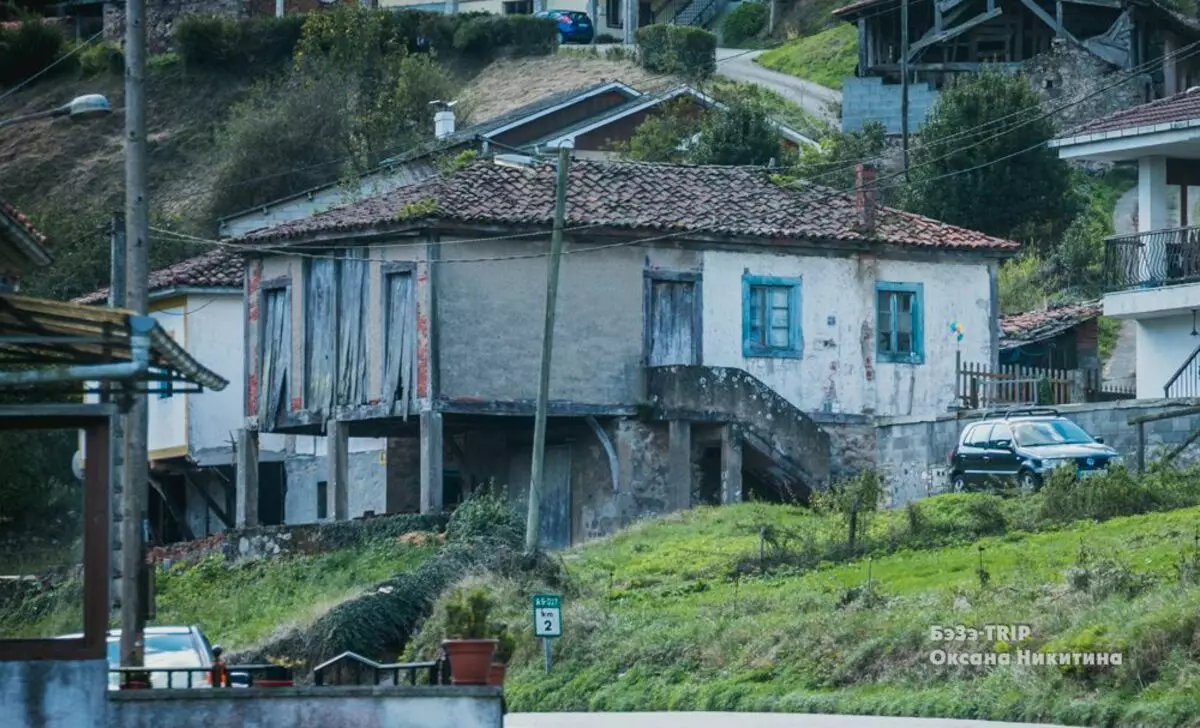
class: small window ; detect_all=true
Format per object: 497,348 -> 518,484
504,0 -> 532,13
876,282 -> 924,364
742,275 -> 802,358
317,481 -> 328,520
605,0 -> 622,27
964,425 -> 992,447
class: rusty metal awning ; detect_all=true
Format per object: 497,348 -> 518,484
0,294 -> 228,392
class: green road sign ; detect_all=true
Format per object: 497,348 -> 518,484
532,594 -> 562,638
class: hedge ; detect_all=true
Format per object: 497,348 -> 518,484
721,1 -> 767,47
635,23 -> 716,80
176,14 -> 306,70
0,19 -> 67,86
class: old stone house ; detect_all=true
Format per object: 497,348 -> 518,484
230,157 -> 1017,548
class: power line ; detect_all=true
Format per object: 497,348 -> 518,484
0,30 -> 105,107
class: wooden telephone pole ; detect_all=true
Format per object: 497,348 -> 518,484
900,0 -> 911,180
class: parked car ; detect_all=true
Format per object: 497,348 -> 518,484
61,625 -> 230,690
535,9 -> 594,44
948,408 -> 1123,492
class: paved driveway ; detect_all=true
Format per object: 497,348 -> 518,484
507,713 -> 1075,728
715,48 -> 842,124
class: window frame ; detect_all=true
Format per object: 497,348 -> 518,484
875,281 -> 925,365
605,0 -> 622,28
741,275 -> 803,359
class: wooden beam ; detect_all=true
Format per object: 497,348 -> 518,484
183,469 -> 232,529
907,7 -> 1003,61
1060,0 -> 1120,7
1019,0 -> 1081,45
1056,0 -> 1063,38
149,475 -> 195,542
874,61 -> 1023,72
1127,404 -> 1200,426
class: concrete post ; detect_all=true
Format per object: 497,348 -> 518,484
386,437 -> 422,513
235,428 -> 259,528
327,420 -> 349,521
1068,369 -> 1086,405
720,424 -> 742,505
1139,156 -> 1170,283
420,410 -> 444,514
668,420 -> 692,512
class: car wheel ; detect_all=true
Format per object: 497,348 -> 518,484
951,473 -> 967,492
1018,469 -> 1041,493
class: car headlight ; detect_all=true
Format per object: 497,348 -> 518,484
1040,458 -> 1073,471
1109,455 -> 1124,467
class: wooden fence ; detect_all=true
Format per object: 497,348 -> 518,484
957,358 -> 1137,408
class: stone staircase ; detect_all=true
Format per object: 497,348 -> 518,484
645,365 -> 831,500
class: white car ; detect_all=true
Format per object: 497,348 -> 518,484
60,625 -> 219,689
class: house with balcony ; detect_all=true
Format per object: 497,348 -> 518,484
230,157 -> 1017,548
1051,88 -> 1200,399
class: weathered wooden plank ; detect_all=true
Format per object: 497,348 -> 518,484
384,271 -> 415,419
907,7 -> 1003,61
260,288 -> 290,426
647,279 -> 697,366
336,250 -> 369,406
306,258 -> 338,417
1018,0 -> 1080,46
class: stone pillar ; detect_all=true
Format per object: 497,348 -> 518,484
420,410 -> 444,514
236,428 -> 259,528
1139,155 -> 1170,282
720,424 -> 742,505
386,437 -> 421,513
327,420 -> 349,521
668,420 -> 692,512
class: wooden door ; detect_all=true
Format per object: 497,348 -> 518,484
539,445 -> 572,550
646,277 -> 699,366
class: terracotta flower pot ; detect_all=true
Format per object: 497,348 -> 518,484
487,662 -> 507,686
443,639 -> 497,686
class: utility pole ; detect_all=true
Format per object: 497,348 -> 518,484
108,213 -> 126,615
119,0 -> 150,673
900,0 -> 911,181
769,0 -> 776,36
525,143 -> 571,553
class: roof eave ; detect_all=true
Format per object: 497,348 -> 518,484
1052,114 -> 1200,149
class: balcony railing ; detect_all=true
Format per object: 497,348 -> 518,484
1104,226 -> 1200,291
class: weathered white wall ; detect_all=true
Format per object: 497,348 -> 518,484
186,295 -> 253,458
0,659 -> 106,728
701,250 -> 993,417
109,686 -> 503,728
147,304 -> 188,457
1135,313 -> 1200,399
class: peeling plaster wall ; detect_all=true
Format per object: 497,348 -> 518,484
701,249 -> 993,418
285,437 -> 387,523
0,659 -> 106,728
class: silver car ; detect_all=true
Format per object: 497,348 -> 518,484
61,625 -> 217,689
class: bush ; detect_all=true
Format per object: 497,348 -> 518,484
0,18 -> 67,86
505,14 -> 557,56
635,24 -> 716,80
721,1 -> 767,47
78,41 -> 124,77
175,14 -> 305,70
636,24 -> 672,73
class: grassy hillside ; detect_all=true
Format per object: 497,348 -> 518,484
757,24 -> 858,90
408,469 -> 1200,727
1,538 -> 436,651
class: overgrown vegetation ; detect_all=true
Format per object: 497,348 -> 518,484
635,24 -> 717,81
0,15 -> 66,85
757,24 -> 858,90
721,2 -> 769,47
616,95 -> 793,166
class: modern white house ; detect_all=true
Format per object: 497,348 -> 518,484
1051,89 -> 1200,399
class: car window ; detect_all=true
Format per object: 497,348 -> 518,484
964,424 -> 992,446
568,11 -> 588,19
106,633 -> 205,668
1013,419 -> 1093,447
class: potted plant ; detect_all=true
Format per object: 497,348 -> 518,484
488,626 -> 515,687
442,587 -> 497,685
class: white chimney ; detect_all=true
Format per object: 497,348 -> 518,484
434,109 -> 455,140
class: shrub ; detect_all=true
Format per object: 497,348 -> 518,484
444,586 -> 494,639
78,41 -> 124,77
0,18 -> 67,86
453,15 -> 501,58
175,14 -> 304,70
671,26 -> 717,80
636,24 -> 672,73
721,1 -> 767,47
505,14 -> 557,57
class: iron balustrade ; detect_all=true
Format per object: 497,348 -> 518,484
1105,226 -> 1200,291
311,651 -> 449,687
1164,342 -> 1200,398
108,663 -> 276,689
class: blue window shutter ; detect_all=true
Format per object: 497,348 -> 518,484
875,281 -> 924,365
912,282 -> 925,365
742,274 -> 803,359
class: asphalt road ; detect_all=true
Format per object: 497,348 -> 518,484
715,48 -> 843,125
507,714 -> 1075,728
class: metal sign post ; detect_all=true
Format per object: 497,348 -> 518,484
532,594 -> 563,674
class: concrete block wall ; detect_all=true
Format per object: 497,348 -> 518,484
875,398 -> 1200,506
0,660 -> 106,728
841,76 -> 940,135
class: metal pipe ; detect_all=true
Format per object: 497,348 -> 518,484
0,316 -> 153,385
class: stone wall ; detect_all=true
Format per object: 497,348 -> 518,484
816,414 -> 876,482
875,398 -> 1200,506
104,0 -> 243,54
145,511 -> 445,566
1025,40 -> 1151,133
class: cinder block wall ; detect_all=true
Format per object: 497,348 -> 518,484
841,76 -> 940,135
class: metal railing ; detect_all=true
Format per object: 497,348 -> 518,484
1104,226 -> 1200,291
108,663 -> 278,690
311,651 -> 449,687
1165,341 -> 1200,398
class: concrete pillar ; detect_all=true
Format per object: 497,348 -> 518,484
1165,35 -> 1179,96
420,410 -> 444,514
236,428 -> 259,528
327,420 -> 349,521
623,0 -> 636,45
386,437 -> 421,513
668,420 -> 692,512
1139,156 -> 1170,282
720,424 -> 742,505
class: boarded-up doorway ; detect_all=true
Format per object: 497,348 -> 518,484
645,272 -> 701,366
510,444 -> 573,550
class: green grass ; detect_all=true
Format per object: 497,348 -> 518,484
756,25 -> 858,91
0,539 -> 436,651
421,483 -> 1200,726
708,78 -> 833,140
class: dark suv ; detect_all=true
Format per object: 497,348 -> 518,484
948,408 -> 1124,492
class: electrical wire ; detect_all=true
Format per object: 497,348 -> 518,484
0,30 -> 106,107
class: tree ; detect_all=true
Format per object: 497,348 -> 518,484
690,99 -> 783,166
792,121 -> 888,196
902,70 -> 1077,248
613,99 -> 701,163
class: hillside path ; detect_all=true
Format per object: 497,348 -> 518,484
507,712 -> 1072,727
716,48 -> 842,124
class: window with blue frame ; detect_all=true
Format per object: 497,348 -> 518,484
742,275 -> 802,358
876,282 -> 924,364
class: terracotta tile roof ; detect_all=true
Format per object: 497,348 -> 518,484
238,159 -> 1020,252
1061,89 -> 1200,138
832,0 -> 892,17
74,247 -> 243,305
0,198 -> 48,247
999,300 -> 1101,349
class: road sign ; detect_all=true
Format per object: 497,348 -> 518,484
533,594 -> 562,638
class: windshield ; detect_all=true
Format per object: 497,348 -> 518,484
1013,419 -> 1094,447
105,633 -> 204,669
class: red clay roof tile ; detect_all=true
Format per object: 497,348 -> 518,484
999,300 -> 1101,349
1061,89 -> 1200,138
74,247 -> 243,305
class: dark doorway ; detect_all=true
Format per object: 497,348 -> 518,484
258,462 -> 286,526
698,447 -> 721,505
